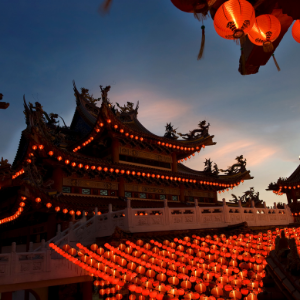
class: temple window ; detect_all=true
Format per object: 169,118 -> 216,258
82,188 -> 91,195
125,192 -> 132,198
159,195 -> 166,200
139,193 -> 147,199
172,195 -> 178,201
62,186 -> 71,193
100,189 -> 108,196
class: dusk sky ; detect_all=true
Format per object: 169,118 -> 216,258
1,0 -> 300,207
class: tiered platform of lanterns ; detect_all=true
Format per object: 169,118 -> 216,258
49,227 -> 300,300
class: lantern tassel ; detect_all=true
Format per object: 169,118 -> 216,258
241,47 -> 247,75
263,41 -> 274,53
193,2 -> 208,22
197,25 -> 206,60
272,54 -> 281,72
98,0 -> 112,14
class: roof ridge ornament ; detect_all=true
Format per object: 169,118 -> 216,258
115,100 -> 139,121
164,123 -> 179,140
178,120 -> 210,140
220,155 -> 247,175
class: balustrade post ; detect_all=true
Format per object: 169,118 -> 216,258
125,199 -> 132,231
56,224 -> 61,236
82,211 -> 87,223
164,199 -> 169,226
29,242 -> 33,252
94,207 -> 98,234
195,199 -> 200,224
11,242 -> 17,276
41,239 -> 46,249
223,199 -> 230,223
67,221 -> 73,244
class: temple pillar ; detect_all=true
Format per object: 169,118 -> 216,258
112,138 -> 119,163
118,177 -> 125,198
82,281 -> 93,300
52,167 -> 63,193
172,153 -> 177,172
1,292 -> 12,300
180,184 -> 185,202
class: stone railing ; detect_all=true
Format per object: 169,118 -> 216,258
34,205 -> 128,252
33,199 -> 293,252
0,242 -> 90,287
124,199 -> 293,233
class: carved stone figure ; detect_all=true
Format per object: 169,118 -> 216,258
178,120 -> 210,140
164,123 -> 179,139
220,155 -> 247,175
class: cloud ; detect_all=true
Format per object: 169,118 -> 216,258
111,87 -> 193,135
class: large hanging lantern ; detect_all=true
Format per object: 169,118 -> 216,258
214,0 -> 256,41
247,14 -> 281,52
292,20 -> 300,43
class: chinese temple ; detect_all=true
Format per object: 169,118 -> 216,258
268,163 -> 300,222
0,83 -> 295,300
0,82 -> 253,251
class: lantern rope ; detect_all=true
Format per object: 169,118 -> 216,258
272,54 -> 281,72
197,25 -> 206,60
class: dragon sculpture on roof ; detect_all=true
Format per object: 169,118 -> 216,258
178,120 -> 210,140
220,155 -> 247,175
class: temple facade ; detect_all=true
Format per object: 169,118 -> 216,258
0,82 -> 253,253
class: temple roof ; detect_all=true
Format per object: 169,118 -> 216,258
70,82 -> 216,151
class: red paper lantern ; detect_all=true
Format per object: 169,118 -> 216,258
214,0 -> 255,40
292,20 -> 300,43
247,15 -> 281,52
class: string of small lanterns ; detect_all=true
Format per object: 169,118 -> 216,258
0,196 -> 26,224
25,143 -> 244,192
49,227 -> 300,300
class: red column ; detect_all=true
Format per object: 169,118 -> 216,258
1,292 -> 12,300
52,168 -> 63,192
180,184 -> 185,202
82,281 -> 93,300
118,177 -> 125,198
